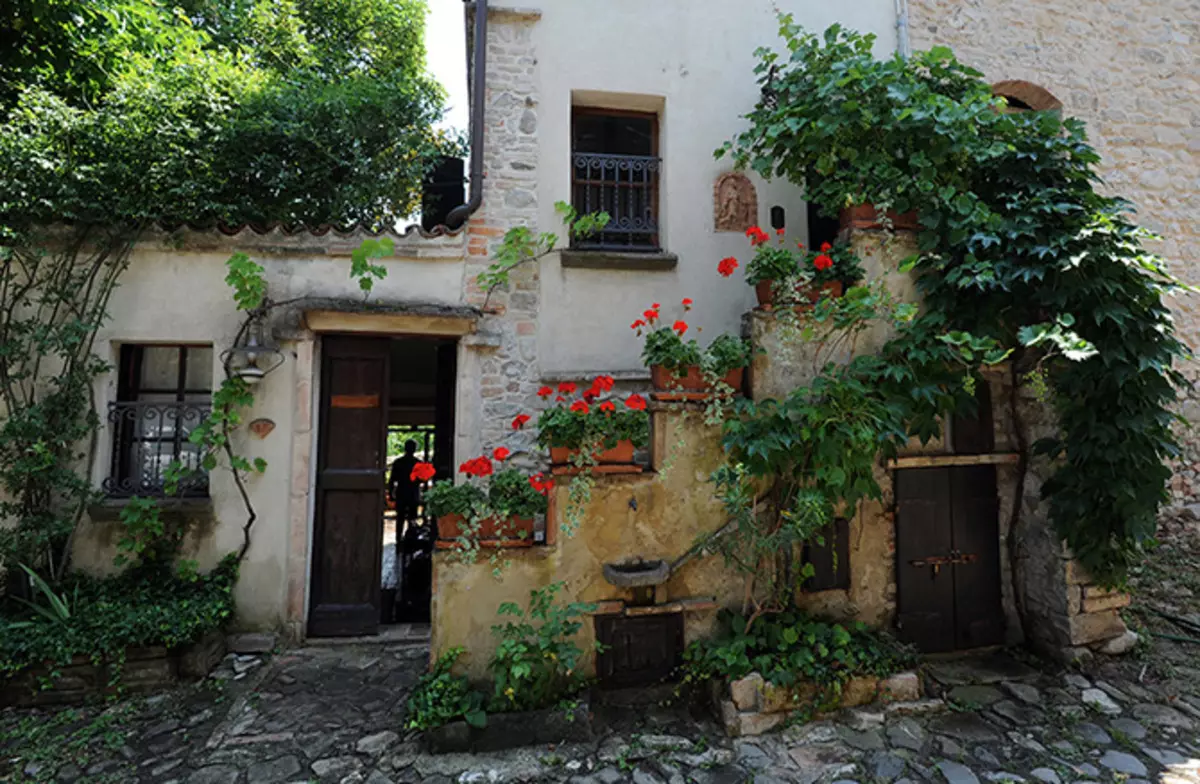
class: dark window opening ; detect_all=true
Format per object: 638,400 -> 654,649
1000,95 -> 1035,111
106,344 -> 213,498
803,517 -> 850,592
571,107 -> 660,252
952,381 -> 995,454
806,201 -> 841,251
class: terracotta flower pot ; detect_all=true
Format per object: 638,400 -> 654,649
839,203 -> 919,232
797,279 -> 844,307
651,364 -> 745,397
755,279 -> 777,308
549,439 -> 636,466
436,513 -> 535,544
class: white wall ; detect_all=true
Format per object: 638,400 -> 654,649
518,0 -> 898,374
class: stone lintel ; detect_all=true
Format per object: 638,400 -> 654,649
559,250 -> 679,271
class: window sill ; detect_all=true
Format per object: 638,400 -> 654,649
88,497 -> 214,523
560,250 -> 678,271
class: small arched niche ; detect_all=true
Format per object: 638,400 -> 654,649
991,80 -> 1064,114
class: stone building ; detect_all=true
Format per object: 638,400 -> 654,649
68,0 -> 1186,675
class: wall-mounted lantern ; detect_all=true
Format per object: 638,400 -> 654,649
223,317 -> 284,386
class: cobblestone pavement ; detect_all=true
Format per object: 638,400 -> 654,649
5,639 -> 1200,784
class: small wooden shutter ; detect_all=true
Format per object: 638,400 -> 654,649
803,517 -> 850,592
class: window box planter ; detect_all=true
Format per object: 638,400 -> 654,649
435,514 -> 535,547
549,440 -> 639,474
839,203 -> 919,232
650,365 -> 745,401
755,279 -> 844,310
423,697 -> 593,754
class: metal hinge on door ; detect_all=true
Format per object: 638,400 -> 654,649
908,549 -> 978,577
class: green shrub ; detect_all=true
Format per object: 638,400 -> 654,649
536,405 -> 649,451
404,647 -> 487,731
423,481 -> 487,519
0,555 -> 238,680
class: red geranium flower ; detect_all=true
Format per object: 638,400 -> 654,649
796,242 -> 805,250
673,320 -> 688,337
570,400 -> 590,414
410,462 -> 436,482
459,456 -> 494,477
820,242 -> 832,252
591,374 -> 615,392
558,381 -> 577,395
776,227 -> 786,236
717,257 -> 739,277
631,319 -> 646,330
599,400 -> 616,414
492,446 -> 511,461
643,308 -> 660,323
625,394 -> 647,411
555,395 -> 566,402
512,413 -> 531,430
537,386 -> 553,398
651,302 -> 661,309
529,473 -> 554,495
813,254 -> 833,271
582,389 -> 598,402
745,226 -> 769,246
681,297 -> 693,310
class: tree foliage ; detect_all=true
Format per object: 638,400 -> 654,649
722,20 -> 1189,583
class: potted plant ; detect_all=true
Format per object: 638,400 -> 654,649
739,226 -> 798,307
800,241 -> 864,305
422,450 -> 550,546
632,299 -> 751,398
533,377 -> 649,469
839,203 -> 919,232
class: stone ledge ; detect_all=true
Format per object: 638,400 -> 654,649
88,497 -> 214,523
560,250 -> 679,271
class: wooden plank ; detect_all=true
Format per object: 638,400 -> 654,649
330,394 -> 379,409
305,310 -> 476,337
887,453 -> 1020,470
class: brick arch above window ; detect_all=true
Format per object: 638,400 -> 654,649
991,80 -> 1064,113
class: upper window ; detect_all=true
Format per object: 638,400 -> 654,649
571,108 -> 661,252
106,344 -> 213,498
991,80 -> 1063,115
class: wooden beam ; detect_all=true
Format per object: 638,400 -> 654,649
887,453 -> 1021,470
304,310 -> 476,336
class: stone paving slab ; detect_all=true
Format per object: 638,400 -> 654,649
5,645 -> 1200,784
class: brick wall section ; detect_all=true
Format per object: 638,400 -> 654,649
906,1 -> 1200,502
464,9 -> 544,462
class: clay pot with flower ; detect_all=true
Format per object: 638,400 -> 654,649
633,299 -> 751,399
723,226 -> 863,310
420,449 -> 550,547
533,377 -> 649,472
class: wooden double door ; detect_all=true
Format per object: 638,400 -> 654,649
895,465 -> 1005,652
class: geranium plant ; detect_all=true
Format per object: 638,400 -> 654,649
533,378 -> 649,454
634,299 -> 752,380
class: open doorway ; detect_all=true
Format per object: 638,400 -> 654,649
308,334 -> 456,638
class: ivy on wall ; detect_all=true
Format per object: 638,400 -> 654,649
720,20 -> 1188,585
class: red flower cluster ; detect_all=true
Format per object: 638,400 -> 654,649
672,320 -> 689,337
820,242 -> 832,252
459,456 -> 494,477
598,400 -> 616,413
643,306 -> 660,324
625,394 -> 647,411
558,381 -> 577,395
512,413 -> 531,430
570,399 -> 590,414
591,374 -> 615,393
681,297 -> 693,310
492,446 -> 511,461
537,385 -> 553,398
410,462 -> 436,482
630,318 -> 646,331
745,226 -> 770,246
528,473 -> 554,495
813,254 -> 833,271
717,256 -> 739,277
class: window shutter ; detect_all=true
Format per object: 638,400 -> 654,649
803,517 -> 850,592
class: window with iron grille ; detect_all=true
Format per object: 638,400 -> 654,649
571,108 -> 660,252
105,345 -> 213,498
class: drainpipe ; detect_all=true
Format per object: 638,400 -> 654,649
895,0 -> 912,59
446,0 -> 488,229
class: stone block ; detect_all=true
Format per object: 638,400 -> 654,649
730,673 -> 763,712
760,679 -> 817,714
181,632 -> 228,678
1069,610 -> 1128,645
1067,585 -> 1082,615
1081,590 -> 1131,613
1097,630 -> 1139,656
1065,560 -> 1094,585
880,672 -> 922,703
727,709 -> 788,738
842,676 -> 882,707
226,632 -> 276,655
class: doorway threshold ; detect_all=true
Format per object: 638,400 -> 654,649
305,623 -> 431,647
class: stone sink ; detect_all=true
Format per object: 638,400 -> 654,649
602,558 -> 671,587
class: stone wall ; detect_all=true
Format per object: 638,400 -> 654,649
906,0 -> 1200,503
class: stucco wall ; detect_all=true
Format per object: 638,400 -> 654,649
904,0 -> 1200,502
475,1 -> 897,378
71,226 -> 469,632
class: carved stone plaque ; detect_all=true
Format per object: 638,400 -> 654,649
713,172 -> 758,232
248,418 -> 276,439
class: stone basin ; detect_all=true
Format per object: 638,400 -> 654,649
602,558 -> 671,587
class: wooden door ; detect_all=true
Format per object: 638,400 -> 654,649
594,613 -> 684,689
309,336 -> 390,637
895,466 -> 1004,652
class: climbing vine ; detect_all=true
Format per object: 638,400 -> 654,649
721,20 -> 1188,584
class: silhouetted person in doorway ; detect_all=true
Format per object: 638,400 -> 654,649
388,440 -> 421,527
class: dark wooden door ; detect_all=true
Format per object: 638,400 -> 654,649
309,336 -> 390,637
594,613 -> 684,689
895,466 -> 1004,652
